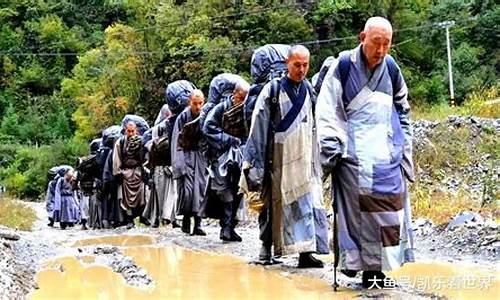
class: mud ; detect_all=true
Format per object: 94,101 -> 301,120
1,202 -> 499,299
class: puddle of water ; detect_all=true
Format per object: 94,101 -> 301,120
32,234 -> 499,300
31,245 -> 352,300
389,262 -> 500,299
72,235 -> 155,247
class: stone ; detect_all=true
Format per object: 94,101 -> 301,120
0,232 -> 20,241
446,211 -> 484,230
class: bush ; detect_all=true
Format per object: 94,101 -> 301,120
0,138 -> 87,200
0,198 -> 37,231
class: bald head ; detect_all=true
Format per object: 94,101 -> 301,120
189,89 -> 205,116
286,45 -> 310,82
360,16 -> 393,70
364,16 -> 393,33
287,45 -> 310,60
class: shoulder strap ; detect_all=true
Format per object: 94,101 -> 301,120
269,78 -> 281,124
338,53 -> 351,104
304,79 -> 316,119
385,55 -> 399,94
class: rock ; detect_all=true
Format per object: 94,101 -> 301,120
0,232 -> 20,241
446,211 -> 484,230
94,246 -> 119,255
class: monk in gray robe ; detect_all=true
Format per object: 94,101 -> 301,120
171,89 -> 208,236
241,45 -> 329,267
113,122 -> 147,229
316,17 -> 415,288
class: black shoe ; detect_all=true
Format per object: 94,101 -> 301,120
362,271 -> 387,289
102,220 -> 110,229
152,220 -> 160,228
172,220 -> 181,228
181,217 -> 191,234
60,222 -> 67,230
192,227 -> 206,236
298,253 -> 324,268
220,228 -> 232,241
259,244 -> 271,262
126,222 -> 135,229
140,217 -> 151,226
229,229 -> 242,242
81,220 -> 88,231
341,269 -> 358,278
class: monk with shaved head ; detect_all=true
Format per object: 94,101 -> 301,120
316,16 -> 414,289
171,88 -> 208,236
242,44 -> 330,267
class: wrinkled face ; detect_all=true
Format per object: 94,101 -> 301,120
189,95 -> 205,116
64,170 -> 73,181
233,89 -> 248,106
360,26 -> 392,69
286,51 -> 310,82
125,123 -> 137,138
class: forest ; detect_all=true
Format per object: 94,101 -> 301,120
0,0 -> 498,199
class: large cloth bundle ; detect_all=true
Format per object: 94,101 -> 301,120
102,125 -> 121,148
200,73 -> 247,129
89,138 -> 102,155
222,103 -> 246,138
149,135 -> 171,167
250,44 -> 290,84
121,135 -> 144,168
154,104 -> 171,126
178,117 -> 202,151
47,165 -> 72,181
120,115 -> 150,136
244,44 -> 290,129
76,155 -> 100,179
311,56 -> 336,94
165,80 -> 196,114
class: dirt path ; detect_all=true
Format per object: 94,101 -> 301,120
1,201 -> 498,299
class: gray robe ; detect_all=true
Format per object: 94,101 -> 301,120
171,108 -> 207,216
142,121 -> 178,223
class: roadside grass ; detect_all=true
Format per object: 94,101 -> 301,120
409,117 -> 499,225
0,197 -> 36,231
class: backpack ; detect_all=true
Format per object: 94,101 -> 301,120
222,102 -> 246,139
149,135 -> 171,167
121,114 -> 150,136
199,73 -> 247,130
178,117 -> 202,151
244,44 -> 291,134
120,135 -> 143,168
337,53 -> 399,104
312,56 -> 336,94
76,155 -> 99,178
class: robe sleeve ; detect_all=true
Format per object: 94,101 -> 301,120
243,83 -> 271,172
44,184 -> 52,212
392,67 -> 415,182
112,138 -> 122,176
171,112 -> 187,179
203,101 -> 239,153
54,178 -> 62,210
316,60 -> 348,177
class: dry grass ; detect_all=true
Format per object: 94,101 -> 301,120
0,197 -> 36,231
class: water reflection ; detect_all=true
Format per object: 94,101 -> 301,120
72,235 -> 155,247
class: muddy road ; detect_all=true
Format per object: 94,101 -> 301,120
1,201 -> 498,299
